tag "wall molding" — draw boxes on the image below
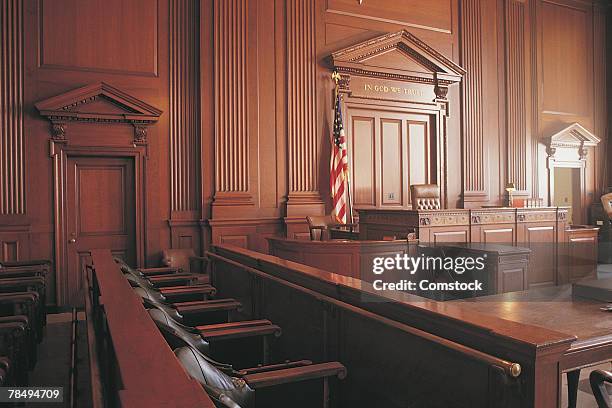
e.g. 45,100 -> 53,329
460,0 -> 488,202
170,0 -> 201,218
213,0 -> 252,207
1,0 -> 25,215
286,0 -> 324,215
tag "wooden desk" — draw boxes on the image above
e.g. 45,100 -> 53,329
450,285 -> 612,408
267,237 -> 417,280
213,244 -> 581,408
358,207 -> 571,289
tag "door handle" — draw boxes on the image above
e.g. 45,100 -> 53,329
69,238 -> 76,244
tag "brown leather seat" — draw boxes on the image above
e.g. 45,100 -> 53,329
162,249 -> 208,275
305,215 -> 336,241
410,184 -> 441,210
589,369 -> 611,408
602,192 -> 612,222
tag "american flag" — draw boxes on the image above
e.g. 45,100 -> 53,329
330,89 -> 350,224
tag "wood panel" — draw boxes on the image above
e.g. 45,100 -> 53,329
286,0 -> 323,215
351,115 -> 376,206
0,0 -> 25,215
460,0 -> 487,202
39,0 -> 158,75
326,0 -> 453,34
169,0 -> 201,253
169,0 -> 200,215
213,0 -> 250,203
540,0 -> 591,119
407,119 -> 430,188
505,0 -> 530,194
381,119 -> 403,206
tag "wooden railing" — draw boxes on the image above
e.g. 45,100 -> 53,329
208,248 -> 539,408
85,249 -> 214,408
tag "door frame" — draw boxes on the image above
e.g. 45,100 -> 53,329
51,143 -> 146,306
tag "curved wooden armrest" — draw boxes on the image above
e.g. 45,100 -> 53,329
237,360 -> 312,376
0,292 -> 38,304
139,267 -> 181,276
0,260 -> 50,268
148,274 -> 196,288
174,298 -> 242,316
158,285 -> 216,302
0,267 -> 45,278
244,362 -> 347,389
195,319 -> 281,342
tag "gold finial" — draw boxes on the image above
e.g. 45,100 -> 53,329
331,70 -> 340,84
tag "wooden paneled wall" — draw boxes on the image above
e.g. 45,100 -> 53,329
169,0 -> 202,252
0,0 -> 609,305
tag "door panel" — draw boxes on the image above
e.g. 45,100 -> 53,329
66,156 -> 136,305
346,106 -> 434,210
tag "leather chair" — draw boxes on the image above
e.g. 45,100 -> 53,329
162,249 -> 209,275
175,346 -> 346,408
602,193 -> 612,223
410,184 -> 441,210
306,215 -> 356,241
147,300 -> 281,368
590,370 -> 611,408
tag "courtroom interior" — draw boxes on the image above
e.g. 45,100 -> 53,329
0,0 -> 611,407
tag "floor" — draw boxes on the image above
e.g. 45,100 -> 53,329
25,312 -> 90,408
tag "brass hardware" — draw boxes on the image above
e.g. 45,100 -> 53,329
69,238 -> 76,244
509,363 -> 521,378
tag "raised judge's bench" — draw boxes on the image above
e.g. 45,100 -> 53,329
210,244 -> 600,408
357,207 -> 599,288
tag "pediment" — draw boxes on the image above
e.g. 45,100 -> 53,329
36,82 -> 162,123
331,30 -> 465,84
547,123 -> 600,148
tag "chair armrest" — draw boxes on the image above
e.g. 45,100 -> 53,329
244,362 -> 346,389
590,370 -> 612,408
148,274 -> 196,288
0,260 -> 50,268
194,319 -> 281,342
139,267 -> 181,276
174,298 -> 243,317
237,360 -> 312,376
0,267 -> 45,278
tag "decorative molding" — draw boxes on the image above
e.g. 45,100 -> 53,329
528,0 -> 539,200
35,82 -> 162,143
0,0 -> 25,215
331,30 -> 466,87
213,0 -> 251,205
592,4 -> 607,195
170,0 -> 201,214
286,0 -> 322,208
460,0 -> 487,201
505,0 -> 529,193
545,122 -> 600,157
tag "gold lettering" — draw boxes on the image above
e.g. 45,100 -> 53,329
362,82 -> 424,98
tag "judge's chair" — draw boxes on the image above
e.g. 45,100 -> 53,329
410,184 -> 441,210
306,215 -> 356,241
602,192 -> 612,224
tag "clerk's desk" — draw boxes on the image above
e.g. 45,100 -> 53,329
357,207 -> 600,288
450,284 -> 612,408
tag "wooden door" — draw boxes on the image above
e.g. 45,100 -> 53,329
347,107 -> 436,209
66,156 -> 136,305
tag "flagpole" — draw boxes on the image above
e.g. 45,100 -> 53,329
332,71 -> 354,225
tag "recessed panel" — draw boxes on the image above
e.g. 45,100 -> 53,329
381,119 -> 402,205
78,166 -> 126,235
408,120 -> 429,186
541,1 -> 589,116
351,116 -> 376,206
40,0 -> 158,75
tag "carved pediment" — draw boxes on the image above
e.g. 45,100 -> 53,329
331,30 -> 466,85
547,122 -> 600,148
36,82 -> 162,144
36,82 -> 162,124
545,122 -> 600,160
